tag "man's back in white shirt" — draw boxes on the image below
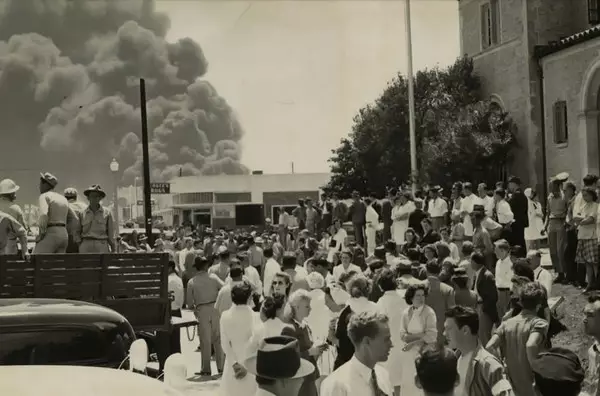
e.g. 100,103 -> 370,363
495,256 -> 514,289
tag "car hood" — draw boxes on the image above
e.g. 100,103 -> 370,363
0,365 -> 183,396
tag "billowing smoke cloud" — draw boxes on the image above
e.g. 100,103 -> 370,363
0,0 -> 248,201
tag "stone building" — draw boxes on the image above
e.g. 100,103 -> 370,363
459,0 -> 600,193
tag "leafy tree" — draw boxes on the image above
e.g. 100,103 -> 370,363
323,56 -> 517,197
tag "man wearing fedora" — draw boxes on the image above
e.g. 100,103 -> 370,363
0,178 -> 26,255
34,172 -> 71,254
244,335 -> 315,396
76,185 -> 115,254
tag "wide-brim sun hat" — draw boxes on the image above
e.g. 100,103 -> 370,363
244,336 -> 315,380
0,179 -> 20,195
40,172 -> 58,188
84,185 -> 106,199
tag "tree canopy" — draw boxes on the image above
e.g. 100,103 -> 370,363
324,56 -> 517,197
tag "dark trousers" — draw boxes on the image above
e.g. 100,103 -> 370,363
510,225 -> 526,249
170,309 -> 182,355
66,237 -> 79,253
383,223 -> 392,242
565,229 -> 578,282
353,223 -> 365,247
320,213 -> 332,235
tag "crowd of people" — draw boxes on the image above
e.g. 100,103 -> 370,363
155,173 -> 600,396
5,171 -> 600,395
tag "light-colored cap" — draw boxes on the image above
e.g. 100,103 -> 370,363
0,179 -> 19,195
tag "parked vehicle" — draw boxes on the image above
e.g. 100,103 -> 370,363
0,253 -> 174,373
0,298 -> 135,367
0,253 -> 170,331
0,365 -> 184,395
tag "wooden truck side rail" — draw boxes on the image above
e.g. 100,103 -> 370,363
0,253 -> 170,331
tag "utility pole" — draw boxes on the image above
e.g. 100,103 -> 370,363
139,78 -> 154,245
405,0 -> 418,195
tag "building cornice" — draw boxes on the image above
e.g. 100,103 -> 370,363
535,25 -> 600,59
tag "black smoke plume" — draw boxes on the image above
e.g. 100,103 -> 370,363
0,0 -> 248,202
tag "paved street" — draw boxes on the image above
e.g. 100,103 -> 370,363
160,313 -> 221,395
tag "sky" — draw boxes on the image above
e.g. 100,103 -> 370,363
157,0 -> 460,175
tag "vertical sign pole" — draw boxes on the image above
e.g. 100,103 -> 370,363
140,78 -> 154,246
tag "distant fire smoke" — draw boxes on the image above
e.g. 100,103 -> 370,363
0,0 -> 248,201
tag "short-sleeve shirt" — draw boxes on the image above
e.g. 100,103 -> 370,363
495,312 -> 548,396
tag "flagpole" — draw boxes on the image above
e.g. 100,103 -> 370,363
404,0 -> 418,195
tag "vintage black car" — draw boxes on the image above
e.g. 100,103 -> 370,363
0,298 -> 135,367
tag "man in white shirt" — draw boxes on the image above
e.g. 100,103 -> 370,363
263,247 -> 281,297
460,183 -> 483,240
494,189 -> 515,241
527,250 -> 552,296
573,174 -> 599,217
478,183 -> 495,218
321,311 -> 393,396
427,185 -> 448,231
494,239 -> 514,320
168,261 -> 184,354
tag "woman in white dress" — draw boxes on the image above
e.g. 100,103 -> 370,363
305,272 -> 337,376
375,268 -> 408,396
391,193 -> 416,247
398,283 -> 437,396
524,187 -> 545,251
219,282 -> 262,396
365,198 -> 380,256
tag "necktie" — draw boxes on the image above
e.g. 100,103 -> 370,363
371,369 -> 387,396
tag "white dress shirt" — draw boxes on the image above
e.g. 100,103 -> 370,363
495,256 -> 514,289
278,211 -> 290,227
243,266 -> 262,292
347,297 -> 379,314
321,356 -> 392,396
333,263 -> 362,282
427,197 -> 448,218
168,273 -> 184,310
495,199 -> 514,225
534,266 -> 553,296
482,195 -> 495,218
456,350 -> 474,395
263,258 -> 281,297
461,194 -> 483,237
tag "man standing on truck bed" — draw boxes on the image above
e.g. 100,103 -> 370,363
75,185 -> 115,253
34,173 -> 71,254
0,210 -> 28,259
0,179 -> 26,255
187,255 -> 225,377
63,188 -> 87,253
